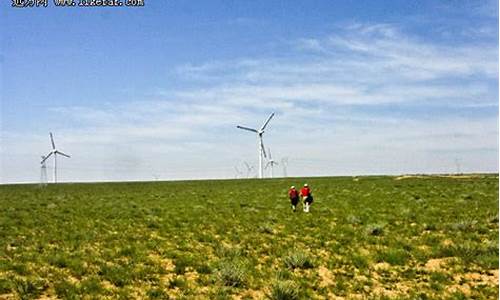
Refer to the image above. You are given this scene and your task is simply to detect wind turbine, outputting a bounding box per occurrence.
[265,148,279,178]
[243,162,255,178]
[41,132,71,183]
[40,155,48,186]
[237,112,275,179]
[234,166,243,179]
[454,158,461,174]
[281,157,289,177]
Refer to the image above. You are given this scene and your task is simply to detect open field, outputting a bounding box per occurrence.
[0,175,498,299]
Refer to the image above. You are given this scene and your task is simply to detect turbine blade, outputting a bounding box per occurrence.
[260,112,275,131]
[236,125,258,133]
[268,148,272,160]
[41,152,53,164]
[50,132,56,149]
[56,151,71,158]
[260,138,267,158]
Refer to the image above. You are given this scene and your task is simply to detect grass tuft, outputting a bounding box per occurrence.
[269,280,299,300]
[284,251,314,269]
[217,261,247,287]
[375,248,409,265]
[13,277,46,299]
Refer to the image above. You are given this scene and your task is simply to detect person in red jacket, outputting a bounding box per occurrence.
[300,183,313,212]
[288,186,299,212]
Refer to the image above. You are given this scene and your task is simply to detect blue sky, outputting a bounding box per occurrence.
[1,1,498,183]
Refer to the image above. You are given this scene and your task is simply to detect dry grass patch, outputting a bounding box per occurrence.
[317,266,335,288]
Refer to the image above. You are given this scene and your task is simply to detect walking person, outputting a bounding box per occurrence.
[288,186,299,212]
[300,183,313,212]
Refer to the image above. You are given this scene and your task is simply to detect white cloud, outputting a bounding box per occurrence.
[2,23,497,183]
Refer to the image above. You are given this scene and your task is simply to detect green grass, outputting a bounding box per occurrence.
[0,174,498,299]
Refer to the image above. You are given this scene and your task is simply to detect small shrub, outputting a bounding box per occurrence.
[430,272,451,284]
[174,257,192,275]
[48,254,69,268]
[284,251,314,270]
[118,245,137,257]
[375,249,409,265]
[218,261,246,287]
[0,278,11,294]
[450,219,477,232]
[276,268,292,280]
[347,215,362,225]
[195,263,212,274]
[99,265,130,287]
[80,277,104,295]
[11,263,29,276]
[460,194,473,200]
[54,280,79,299]
[147,287,169,299]
[258,224,274,234]
[216,245,242,259]
[488,214,498,223]
[423,223,437,231]
[351,254,369,269]
[211,286,231,300]
[270,280,299,300]
[168,277,187,289]
[334,276,348,295]
[366,224,384,236]
[13,277,45,299]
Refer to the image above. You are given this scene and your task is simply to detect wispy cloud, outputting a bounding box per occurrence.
[2,22,497,183]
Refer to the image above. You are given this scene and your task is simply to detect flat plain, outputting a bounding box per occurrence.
[0,175,498,299]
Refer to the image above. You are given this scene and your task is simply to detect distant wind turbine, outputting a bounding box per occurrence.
[281,157,289,177]
[265,148,279,178]
[237,112,275,179]
[455,158,461,174]
[40,155,48,186]
[41,132,71,183]
[243,161,255,178]
[234,166,243,179]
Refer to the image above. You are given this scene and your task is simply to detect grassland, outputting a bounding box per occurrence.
[0,175,498,299]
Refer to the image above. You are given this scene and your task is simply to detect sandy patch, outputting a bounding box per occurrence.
[159,273,176,284]
[424,258,455,272]
[439,175,480,179]
[371,284,401,298]
[318,266,335,288]
[317,249,330,260]
[373,262,391,271]
[446,283,471,297]
[394,175,427,180]
[441,239,454,247]
[461,270,498,285]
[184,271,199,283]
[327,293,346,299]
[148,253,175,272]
[233,289,265,299]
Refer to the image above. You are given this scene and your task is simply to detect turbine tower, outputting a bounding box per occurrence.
[40,155,48,186]
[237,112,275,179]
[265,148,279,178]
[41,132,71,183]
